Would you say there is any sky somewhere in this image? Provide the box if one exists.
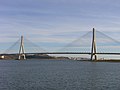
[1,0,120,53]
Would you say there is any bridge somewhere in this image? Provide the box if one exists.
[1,28,120,60]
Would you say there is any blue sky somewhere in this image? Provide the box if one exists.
[1,0,120,52]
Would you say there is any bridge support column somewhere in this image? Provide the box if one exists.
[91,28,97,60]
[18,36,26,60]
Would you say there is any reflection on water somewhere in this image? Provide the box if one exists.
[0,60,120,90]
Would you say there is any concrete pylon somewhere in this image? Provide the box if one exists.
[91,28,97,60]
[18,36,26,60]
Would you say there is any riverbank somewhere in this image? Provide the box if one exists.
[0,54,70,60]
[93,59,120,62]
[76,59,120,62]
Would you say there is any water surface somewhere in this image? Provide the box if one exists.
[0,60,120,90]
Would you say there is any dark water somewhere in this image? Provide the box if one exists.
[0,60,120,90]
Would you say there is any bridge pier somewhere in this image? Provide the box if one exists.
[91,28,97,60]
[18,36,26,60]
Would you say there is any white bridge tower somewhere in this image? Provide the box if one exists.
[91,28,97,60]
[18,36,26,60]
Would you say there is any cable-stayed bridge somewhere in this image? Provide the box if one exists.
[1,28,120,60]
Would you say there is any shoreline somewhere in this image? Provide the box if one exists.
[76,59,120,62]
[1,59,120,63]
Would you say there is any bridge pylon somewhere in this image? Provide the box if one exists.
[18,36,26,60]
[91,28,97,60]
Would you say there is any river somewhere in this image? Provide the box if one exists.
[0,59,120,90]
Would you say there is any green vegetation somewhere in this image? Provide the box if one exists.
[0,54,70,60]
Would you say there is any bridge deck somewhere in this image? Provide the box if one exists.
[2,52,120,55]
[26,52,120,55]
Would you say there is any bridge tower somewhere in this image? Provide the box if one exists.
[18,36,26,60]
[91,28,97,60]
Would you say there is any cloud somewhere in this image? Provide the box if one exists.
[0,0,120,52]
